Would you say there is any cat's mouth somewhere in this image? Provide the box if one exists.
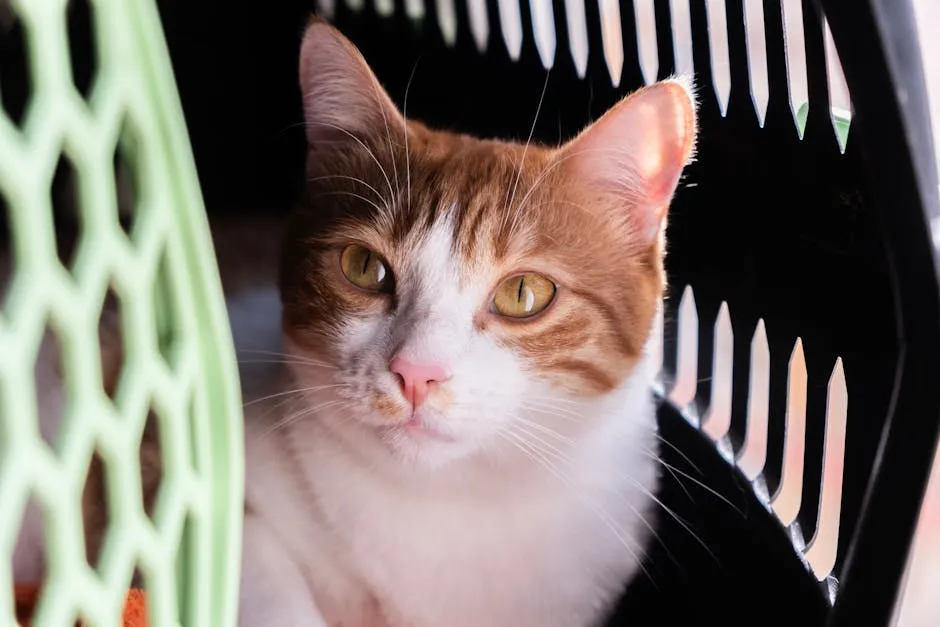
[379,417,455,443]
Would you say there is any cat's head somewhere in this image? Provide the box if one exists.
[280,20,696,470]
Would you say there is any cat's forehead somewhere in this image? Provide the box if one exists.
[383,133,556,268]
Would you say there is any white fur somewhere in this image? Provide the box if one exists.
[239,217,662,627]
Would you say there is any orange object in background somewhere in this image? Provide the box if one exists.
[13,584,148,627]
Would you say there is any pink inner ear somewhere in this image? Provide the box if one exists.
[566,81,697,244]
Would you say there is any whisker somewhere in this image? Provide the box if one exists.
[307,174,389,205]
[237,359,337,370]
[370,81,401,203]
[505,71,551,227]
[403,59,420,211]
[510,422,572,460]
[244,383,348,407]
[501,431,655,584]
[512,417,575,445]
[304,121,396,202]
[652,433,703,476]
[629,478,719,565]
[236,349,336,368]
[313,190,385,215]
[652,456,742,516]
[263,398,354,438]
[516,406,581,423]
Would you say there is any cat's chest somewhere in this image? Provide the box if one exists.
[310,463,643,627]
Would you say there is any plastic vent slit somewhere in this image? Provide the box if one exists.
[738,319,770,480]
[771,337,807,528]
[667,285,698,417]
[597,0,623,86]
[743,0,768,126]
[561,0,587,78]
[529,0,556,70]
[497,0,524,59]
[437,0,458,45]
[633,0,657,85]
[467,0,489,51]
[822,18,850,152]
[804,358,847,581]
[782,0,808,138]
[375,0,395,17]
[669,0,693,78]
[702,301,733,441]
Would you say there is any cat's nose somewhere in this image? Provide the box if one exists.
[389,356,450,408]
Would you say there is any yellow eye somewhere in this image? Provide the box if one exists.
[340,245,393,292]
[492,273,556,318]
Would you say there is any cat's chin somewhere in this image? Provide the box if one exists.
[367,418,477,470]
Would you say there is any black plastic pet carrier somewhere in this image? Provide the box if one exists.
[1,0,936,624]
[152,0,940,625]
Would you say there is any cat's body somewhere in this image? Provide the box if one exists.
[236,20,695,627]
[9,18,697,627]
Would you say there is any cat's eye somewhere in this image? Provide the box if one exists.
[340,244,393,292]
[492,273,556,319]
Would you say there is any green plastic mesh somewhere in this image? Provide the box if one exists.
[0,0,243,625]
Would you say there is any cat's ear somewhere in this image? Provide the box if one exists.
[560,78,697,246]
[299,18,404,146]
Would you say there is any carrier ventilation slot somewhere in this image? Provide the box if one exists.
[319,0,855,148]
[660,286,847,597]
[467,0,487,51]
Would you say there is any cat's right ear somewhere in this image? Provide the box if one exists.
[299,18,405,146]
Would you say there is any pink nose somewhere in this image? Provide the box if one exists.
[389,356,450,408]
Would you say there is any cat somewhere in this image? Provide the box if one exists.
[8,16,697,627]
[237,18,697,627]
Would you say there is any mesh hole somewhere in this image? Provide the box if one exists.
[66,0,98,99]
[152,248,181,369]
[50,153,81,272]
[0,6,31,128]
[1,189,11,316]
[33,324,67,449]
[98,286,128,405]
[11,497,48,624]
[140,409,163,524]
[113,118,142,236]
[81,450,110,571]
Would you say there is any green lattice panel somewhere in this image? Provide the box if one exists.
[0,0,243,626]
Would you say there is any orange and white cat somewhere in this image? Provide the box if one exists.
[9,16,697,627]
[238,20,697,627]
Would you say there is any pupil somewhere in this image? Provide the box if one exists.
[361,250,371,276]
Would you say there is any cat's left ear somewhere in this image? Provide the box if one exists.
[559,78,697,245]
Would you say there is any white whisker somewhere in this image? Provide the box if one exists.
[307,174,389,206]
[263,398,354,438]
[245,383,348,407]
[314,190,385,214]
[499,430,654,584]
[505,71,551,232]
[403,60,419,211]
[305,121,396,203]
